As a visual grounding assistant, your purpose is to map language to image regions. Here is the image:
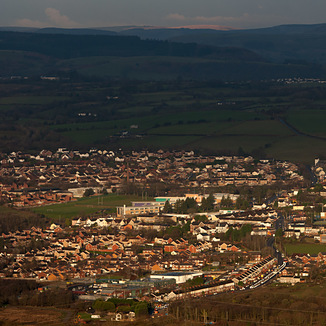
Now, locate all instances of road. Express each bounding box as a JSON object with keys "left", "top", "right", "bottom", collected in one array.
[
  {"left": 267, "top": 212, "right": 284, "bottom": 265},
  {"left": 307, "top": 165, "right": 318, "bottom": 186}
]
